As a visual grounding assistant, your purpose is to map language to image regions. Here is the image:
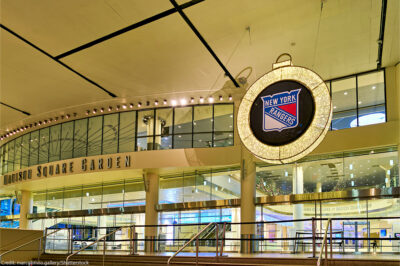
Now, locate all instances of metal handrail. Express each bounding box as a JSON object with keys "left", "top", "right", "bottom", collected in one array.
[
  {"left": 65, "top": 226, "right": 127, "bottom": 266},
  {"left": 317, "top": 218, "right": 331, "bottom": 266},
  {"left": 0, "top": 228, "right": 62, "bottom": 263},
  {"left": 167, "top": 222, "right": 215, "bottom": 265}
]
